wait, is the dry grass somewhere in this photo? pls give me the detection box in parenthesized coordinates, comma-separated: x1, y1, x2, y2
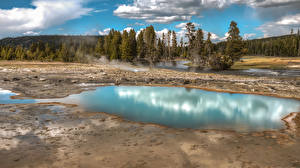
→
(232, 56, 300, 70)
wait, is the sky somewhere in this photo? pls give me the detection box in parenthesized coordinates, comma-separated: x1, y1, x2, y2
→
(0, 0, 300, 41)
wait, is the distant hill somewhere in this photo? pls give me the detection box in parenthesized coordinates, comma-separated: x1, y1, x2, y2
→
(216, 34, 300, 57)
(246, 34, 297, 42)
(0, 35, 102, 48)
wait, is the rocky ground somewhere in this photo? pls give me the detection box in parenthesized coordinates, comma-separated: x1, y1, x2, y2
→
(0, 61, 300, 168)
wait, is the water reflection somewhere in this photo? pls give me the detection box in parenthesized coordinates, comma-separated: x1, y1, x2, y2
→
(0, 89, 35, 104)
(1, 86, 300, 131)
(75, 86, 300, 131)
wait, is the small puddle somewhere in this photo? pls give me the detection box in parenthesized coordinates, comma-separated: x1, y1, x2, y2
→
(1, 86, 300, 132)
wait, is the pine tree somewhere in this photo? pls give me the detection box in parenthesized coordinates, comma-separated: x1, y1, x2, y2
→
(0, 47, 3, 60)
(144, 25, 157, 62)
(121, 30, 132, 61)
(44, 43, 52, 61)
(157, 38, 164, 60)
(193, 29, 204, 64)
(4, 47, 15, 60)
(162, 33, 167, 59)
(104, 35, 111, 57)
(15, 45, 25, 60)
(203, 32, 213, 64)
(171, 31, 178, 59)
(28, 43, 38, 60)
(104, 29, 114, 59)
(58, 43, 69, 62)
(298, 29, 300, 56)
(137, 30, 146, 59)
(185, 22, 196, 48)
(36, 42, 46, 61)
(95, 38, 105, 57)
(225, 21, 244, 61)
(167, 30, 171, 60)
(180, 37, 184, 57)
(128, 29, 137, 60)
(110, 31, 122, 60)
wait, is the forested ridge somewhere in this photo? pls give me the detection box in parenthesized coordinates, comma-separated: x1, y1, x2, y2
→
(216, 31, 300, 57)
(0, 35, 102, 63)
(246, 32, 300, 57)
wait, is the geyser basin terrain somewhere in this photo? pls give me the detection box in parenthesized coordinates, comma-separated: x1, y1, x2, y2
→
(1, 86, 300, 131)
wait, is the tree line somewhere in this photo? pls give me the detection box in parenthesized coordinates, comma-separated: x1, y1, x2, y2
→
(95, 21, 245, 69)
(0, 21, 246, 69)
(0, 41, 96, 63)
(95, 26, 184, 63)
(245, 30, 300, 57)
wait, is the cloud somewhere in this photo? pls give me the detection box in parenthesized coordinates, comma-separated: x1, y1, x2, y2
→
(243, 33, 256, 39)
(114, 0, 300, 23)
(247, 0, 300, 7)
(175, 22, 200, 30)
(219, 32, 229, 41)
(257, 13, 300, 37)
(127, 22, 145, 27)
(156, 28, 169, 39)
(93, 9, 108, 13)
(123, 27, 133, 32)
(0, 0, 92, 37)
(208, 32, 220, 40)
(23, 31, 40, 35)
(98, 28, 111, 35)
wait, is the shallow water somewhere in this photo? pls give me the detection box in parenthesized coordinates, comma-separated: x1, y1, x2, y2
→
(154, 61, 204, 72)
(154, 61, 300, 77)
(1, 86, 300, 131)
(0, 89, 36, 104)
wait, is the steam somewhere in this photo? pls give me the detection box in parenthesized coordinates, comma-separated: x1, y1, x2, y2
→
(96, 56, 149, 72)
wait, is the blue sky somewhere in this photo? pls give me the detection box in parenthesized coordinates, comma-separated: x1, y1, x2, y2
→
(0, 0, 300, 41)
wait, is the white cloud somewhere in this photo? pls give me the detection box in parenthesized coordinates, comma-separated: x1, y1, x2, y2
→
(93, 9, 108, 13)
(210, 33, 220, 40)
(243, 33, 256, 39)
(220, 32, 229, 41)
(175, 22, 200, 30)
(0, 0, 92, 36)
(23, 31, 40, 35)
(247, 0, 300, 7)
(98, 28, 111, 35)
(257, 13, 300, 37)
(276, 13, 300, 25)
(156, 28, 169, 39)
(127, 22, 145, 27)
(114, 0, 300, 23)
(123, 27, 133, 32)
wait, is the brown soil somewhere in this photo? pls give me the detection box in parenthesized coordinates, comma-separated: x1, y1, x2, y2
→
(1, 61, 300, 168)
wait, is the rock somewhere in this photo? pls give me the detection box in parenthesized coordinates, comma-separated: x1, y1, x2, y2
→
(84, 152, 91, 155)
(3, 78, 10, 81)
(144, 78, 151, 83)
(12, 77, 21, 81)
(71, 80, 78, 83)
(183, 80, 190, 84)
(115, 78, 121, 85)
(39, 78, 46, 81)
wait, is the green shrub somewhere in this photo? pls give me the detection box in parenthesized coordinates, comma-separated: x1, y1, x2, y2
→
(209, 53, 234, 70)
